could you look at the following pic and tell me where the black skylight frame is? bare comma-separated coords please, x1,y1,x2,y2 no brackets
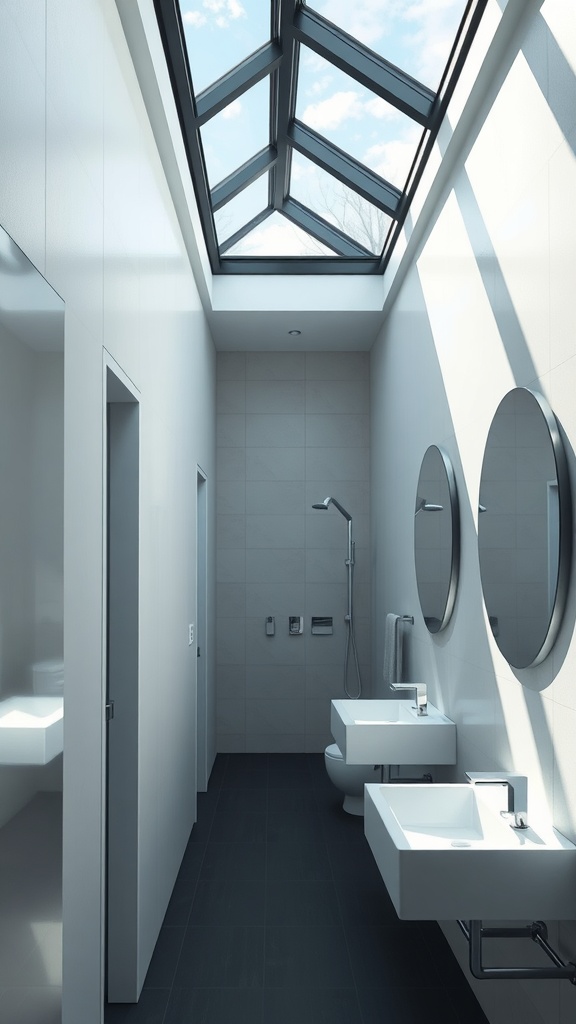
154,0,488,275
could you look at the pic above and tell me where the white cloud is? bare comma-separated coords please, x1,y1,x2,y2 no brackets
315,0,465,89
204,0,242,15
315,0,401,49
364,96,401,121
310,75,334,97
301,91,364,132
400,0,465,86
184,0,247,31
221,98,242,120
364,134,419,187
182,10,207,27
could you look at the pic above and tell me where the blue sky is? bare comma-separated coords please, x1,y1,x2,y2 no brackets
178,0,468,255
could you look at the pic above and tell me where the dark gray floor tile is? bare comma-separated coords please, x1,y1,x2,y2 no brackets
179,840,208,875
163,845,206,925
215,788,268,815
306,752,333,785
447,984,490,1022
263,987,362,1024
358,985,460,1024
173,926,265,988
266,841,332,881
209,808,267,843
196,788,222,818
201,841,267,880
105,988,170,1023
346,924,432,988
128,753,487,1024
208,753,229,783
318,801,366,843
326,838,381,880
165,987,264,1023
189,876,266,926
267,756,313,789
143,926,185,988
422,925,469,987
221,754,268,788
333,873,401,926
208,789,267,843
264,926,354,988
269,785,320,812
188,811,215,844
266,879,341,927
267,793,325,842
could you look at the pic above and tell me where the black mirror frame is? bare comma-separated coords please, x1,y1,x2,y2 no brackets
478,387,572,669
414,444,460,634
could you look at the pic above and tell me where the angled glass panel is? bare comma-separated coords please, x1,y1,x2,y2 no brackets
225,210,338,256
290,151,391,255
214,174,270,245
200,77,269,188
310,1,469,91
296,47,423,189
178,0,271,93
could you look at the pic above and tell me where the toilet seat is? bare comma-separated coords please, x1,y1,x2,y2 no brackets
325,742,343,760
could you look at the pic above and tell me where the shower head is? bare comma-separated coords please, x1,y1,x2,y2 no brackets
415,498,444,515
312,496,352,521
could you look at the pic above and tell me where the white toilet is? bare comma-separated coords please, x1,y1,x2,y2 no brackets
324,742,376,815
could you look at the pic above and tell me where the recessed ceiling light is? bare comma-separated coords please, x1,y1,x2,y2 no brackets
288,329,301,336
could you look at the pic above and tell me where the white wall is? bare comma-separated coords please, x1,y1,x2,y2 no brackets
216,350,371,752
371,1,576,1022
0,1,216,1021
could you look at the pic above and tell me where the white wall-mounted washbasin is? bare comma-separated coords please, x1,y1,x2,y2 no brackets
0,695,64,765
364,783,576,920
331,699,456,765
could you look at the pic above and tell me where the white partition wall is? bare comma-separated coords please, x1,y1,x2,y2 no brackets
0,2,216,1021
371,3,576,1023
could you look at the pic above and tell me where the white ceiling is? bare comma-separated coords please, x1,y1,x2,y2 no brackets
208,307,386,351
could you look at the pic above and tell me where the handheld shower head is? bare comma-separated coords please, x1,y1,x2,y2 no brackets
311,496,352,521
415,498,444,515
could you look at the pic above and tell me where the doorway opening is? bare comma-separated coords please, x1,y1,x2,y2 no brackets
104,360,140,1004
196,468,208,792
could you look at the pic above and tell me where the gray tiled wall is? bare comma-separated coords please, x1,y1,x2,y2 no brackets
216,351,371,752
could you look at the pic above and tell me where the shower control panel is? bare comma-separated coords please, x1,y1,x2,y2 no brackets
289,616,304,635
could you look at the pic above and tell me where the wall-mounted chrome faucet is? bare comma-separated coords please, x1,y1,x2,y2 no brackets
390,682,428,716
465,771,528,829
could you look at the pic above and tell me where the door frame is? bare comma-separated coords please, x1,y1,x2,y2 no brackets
102,352,140,1003
196,466,208,792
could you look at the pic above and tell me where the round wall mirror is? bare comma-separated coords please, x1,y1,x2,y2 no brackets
414,445,460,633
478,387,572,669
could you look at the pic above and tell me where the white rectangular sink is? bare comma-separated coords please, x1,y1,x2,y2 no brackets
331,699,456,765
0,695,64,765
365,783,576,920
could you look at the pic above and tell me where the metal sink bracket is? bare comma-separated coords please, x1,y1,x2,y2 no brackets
457,920,576,984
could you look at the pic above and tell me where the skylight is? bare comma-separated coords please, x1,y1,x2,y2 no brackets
154,0,487,275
